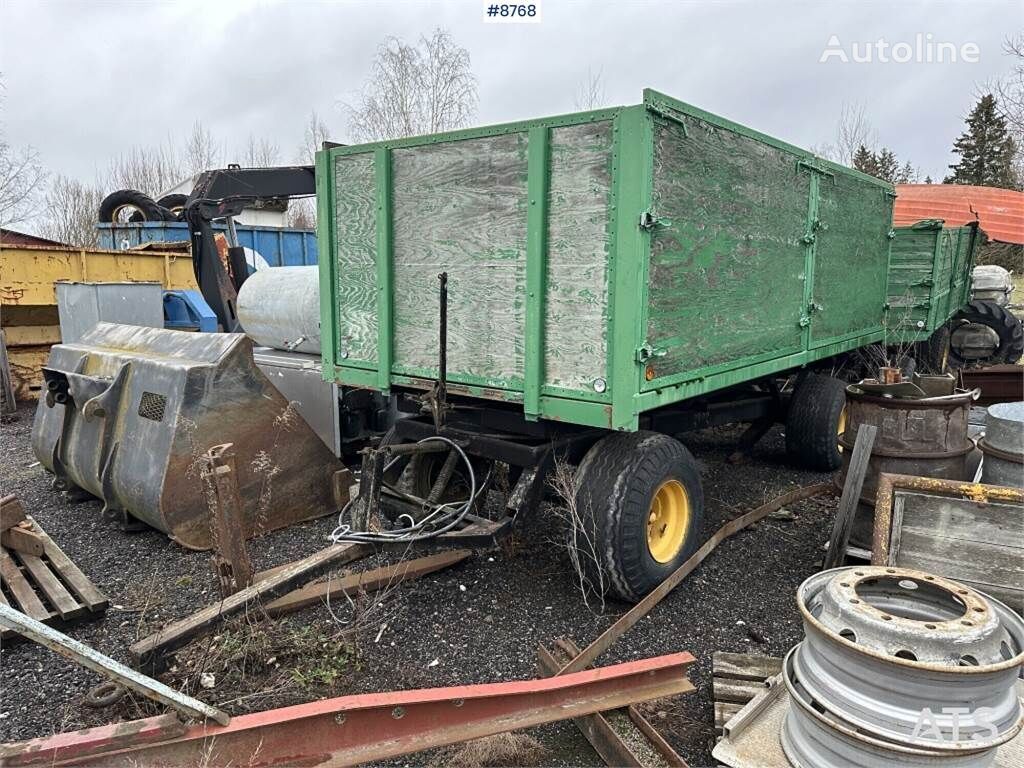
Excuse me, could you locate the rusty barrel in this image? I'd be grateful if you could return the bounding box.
[981,401,1024,488]
[838,385,976,550]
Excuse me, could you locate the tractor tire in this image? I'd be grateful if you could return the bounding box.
[98,190,164,223]
[156,193,188,220]
[572,431,704,603]
[785,373,847,472]
[948,300,1024,368]
[915,325,952,374]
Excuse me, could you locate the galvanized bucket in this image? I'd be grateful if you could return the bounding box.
[980,402,1024,489]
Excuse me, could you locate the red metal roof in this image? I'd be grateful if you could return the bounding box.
[893,185,1024,244]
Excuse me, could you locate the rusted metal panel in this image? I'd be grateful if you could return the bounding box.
[30,323,346,549]
[1,653,696,767]
[894,184,1024,245]
[200,443,254,597]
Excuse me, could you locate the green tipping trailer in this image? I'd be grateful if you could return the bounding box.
[316,89,944,602]
[886,220,980,366]
[318,89,895,431]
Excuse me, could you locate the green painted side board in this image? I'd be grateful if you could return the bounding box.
[886,221,980,344]
[319,90,940,431]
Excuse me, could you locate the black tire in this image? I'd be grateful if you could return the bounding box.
[573,431,704,603]
[156,193,188,219]
[915,325,952,374]
[948,300,1024,368]
[97,190,164,223]
[785,374,847,472]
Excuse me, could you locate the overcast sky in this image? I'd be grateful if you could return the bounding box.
[0,0,1018,189]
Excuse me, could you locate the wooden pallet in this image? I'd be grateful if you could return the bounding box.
[712,652,782,734]
[0,517,108,639]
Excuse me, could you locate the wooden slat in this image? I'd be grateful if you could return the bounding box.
[1,527,45,557]
[824,424,877,569]
[264,549,471,618]
[29,518,108,612]
[14,552,83,620]
[130,543,372,671]
[712,652,783,682]
[0,550,50,620]
[0,496,26,531]
[713,678,769,705]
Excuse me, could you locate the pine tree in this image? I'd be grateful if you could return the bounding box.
[853,144,877,176]
[875,148,900,183]
[896,161,917,184]
[945,94,1017,187]
[924,175,933,184]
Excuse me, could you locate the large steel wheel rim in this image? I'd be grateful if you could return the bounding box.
[646,479,690,563]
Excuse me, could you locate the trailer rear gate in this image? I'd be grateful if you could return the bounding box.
[318,89,895,431]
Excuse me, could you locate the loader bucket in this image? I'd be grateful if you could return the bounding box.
[31,323,345,550]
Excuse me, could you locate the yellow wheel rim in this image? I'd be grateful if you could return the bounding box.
[646,480,691,563]
[837,405,848,452]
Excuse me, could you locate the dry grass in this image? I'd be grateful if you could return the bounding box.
[429,732,547,767]
[547,458,606,615]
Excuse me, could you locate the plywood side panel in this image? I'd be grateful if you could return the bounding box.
[389,134,529,386]
[645,115,808,383]
[333,153,378,362]
[544,121,613,391]
[811,176,891,343]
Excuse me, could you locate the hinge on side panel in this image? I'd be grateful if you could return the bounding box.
[636,343,667,363]
[639,211,671,230]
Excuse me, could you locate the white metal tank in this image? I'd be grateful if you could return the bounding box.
[237,265,320,354]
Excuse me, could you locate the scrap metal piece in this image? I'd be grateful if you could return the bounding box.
[795,567,1024,751]
[31,323,346,549]
[0,603,228,726]
[200,443,254,597]
[0,653,695,767]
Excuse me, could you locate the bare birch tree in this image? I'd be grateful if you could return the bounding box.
[346,28,477,142]
[105,143,179,198]
[574,67,606,111]
[0,74,47,228]
[182,121,222,177]
[240,134,280,167]
[297,110,331,165]
[815,101,878,165]
[38,175,102,247]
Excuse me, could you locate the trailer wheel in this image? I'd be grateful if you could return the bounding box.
[98,190,164,223]
[915,326,951,374]
[572,431,704,603]
[948,300,1024,368]
[785,374,847,472]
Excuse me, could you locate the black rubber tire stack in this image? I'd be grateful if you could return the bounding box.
[573,431,704,603]
[785,373,847,472]
[156,193,189,221]
[97,190,165,223]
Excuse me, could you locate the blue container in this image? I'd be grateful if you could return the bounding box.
[96,222,318,268]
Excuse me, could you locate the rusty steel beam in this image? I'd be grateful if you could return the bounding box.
[200,443,254,597]
[1,653,695,767]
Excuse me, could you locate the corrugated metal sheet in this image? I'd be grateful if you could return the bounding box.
[893,184,1024,244]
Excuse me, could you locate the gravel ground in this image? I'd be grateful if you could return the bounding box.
[0,399,837,766]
